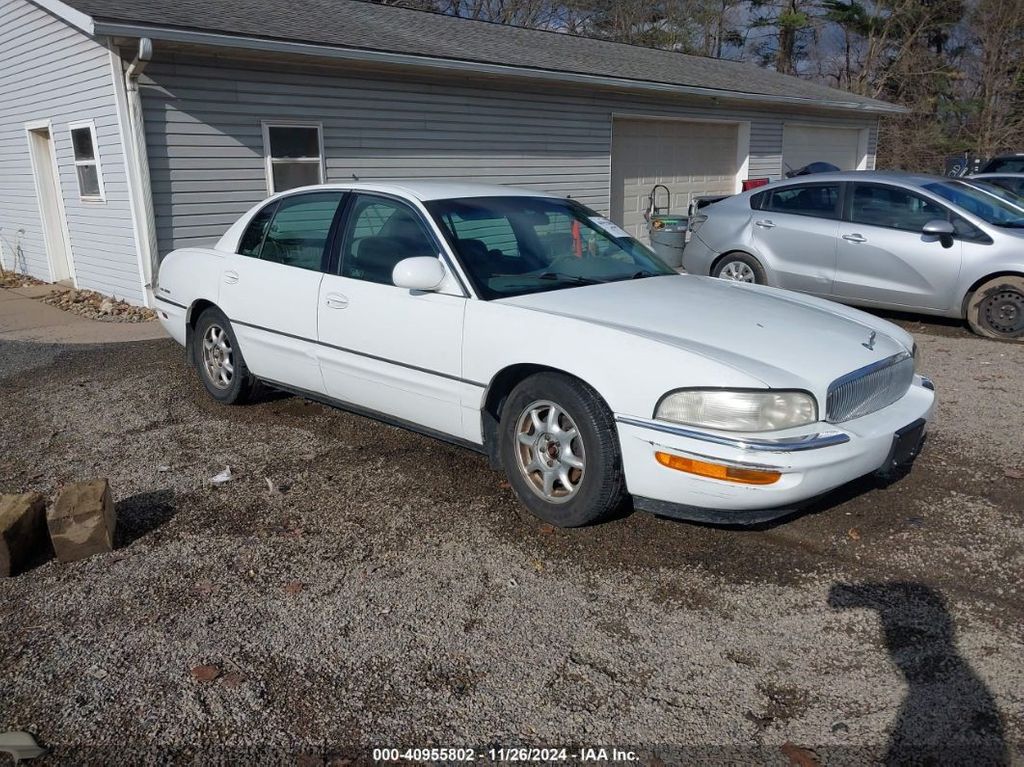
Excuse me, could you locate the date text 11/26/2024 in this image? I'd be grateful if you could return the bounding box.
[373,747,639,762]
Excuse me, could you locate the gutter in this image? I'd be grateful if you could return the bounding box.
[93,21,907,115]
[112,37,160,305]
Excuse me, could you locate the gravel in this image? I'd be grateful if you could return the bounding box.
[0,317,1021,764]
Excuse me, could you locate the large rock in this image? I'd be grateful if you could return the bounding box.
[0,493,47,576]
[48,479,116,563]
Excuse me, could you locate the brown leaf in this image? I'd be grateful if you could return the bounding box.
[532,559,545,572]
[191,664,221,682]
[1004,468,1024,480]
[284,580,304,595]
[221,672,244,689]
[847,527,861,541]
[538,523,556,535]
[498,480,511,489]
[780,742,820,767]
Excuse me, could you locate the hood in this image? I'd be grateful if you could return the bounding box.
[498,275,914,395]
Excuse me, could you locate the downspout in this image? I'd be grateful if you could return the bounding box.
[123,38,159,297]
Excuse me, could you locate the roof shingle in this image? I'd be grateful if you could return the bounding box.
[60,0,897,112]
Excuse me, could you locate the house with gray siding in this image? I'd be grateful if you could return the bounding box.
[0,0,902,306]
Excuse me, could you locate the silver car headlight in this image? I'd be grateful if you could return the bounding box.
[656,389,818,432]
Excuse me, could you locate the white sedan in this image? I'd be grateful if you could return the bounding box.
[154,181,935,527]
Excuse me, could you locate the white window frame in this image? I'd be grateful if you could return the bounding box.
[67,119,106,202]
[261,121,326,195]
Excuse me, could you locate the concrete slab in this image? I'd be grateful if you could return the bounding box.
[0,287,167,344]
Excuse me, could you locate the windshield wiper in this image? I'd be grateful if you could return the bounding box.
[537,272,603,285]
[630,270,658,279]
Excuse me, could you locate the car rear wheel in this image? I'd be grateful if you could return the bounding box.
[967,276,1024,341]
[192,307,258,403]
[498,372,626,527]
[712,252,766,285]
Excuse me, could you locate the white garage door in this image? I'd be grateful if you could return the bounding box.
[611,119,738,241]
[782,124,862,174]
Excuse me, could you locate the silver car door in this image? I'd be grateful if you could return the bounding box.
[833,183,962,311]
[749,182,840,295]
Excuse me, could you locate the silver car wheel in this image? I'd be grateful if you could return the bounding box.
[514,399,586,504]
[719,260,756,283]
[201,324,234,390]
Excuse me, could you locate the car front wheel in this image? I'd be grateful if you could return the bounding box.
[498,372,626,527]
[192,307,258,403]
[967,276,1024,341]
[712,252,766,284]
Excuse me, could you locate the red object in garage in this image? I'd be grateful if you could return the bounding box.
[742,178,770,191]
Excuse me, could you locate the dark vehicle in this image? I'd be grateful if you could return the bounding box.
[785,161,841,178]
[980,153,1024,174]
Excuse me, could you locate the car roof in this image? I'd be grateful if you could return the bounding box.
[970,172,1024,179]
[275,180,560,202]
[766,170,948,186]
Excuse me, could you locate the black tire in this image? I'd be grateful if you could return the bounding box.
[966,276,1024,341]
[191,307,258,404]
[712,252,767,285]
[498,372,626,527]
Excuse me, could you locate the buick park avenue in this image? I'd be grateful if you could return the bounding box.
[154,182,934,527]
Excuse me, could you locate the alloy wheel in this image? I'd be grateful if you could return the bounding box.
[201,324,235,390]
[514,400,586,503]
[719,260,756,283]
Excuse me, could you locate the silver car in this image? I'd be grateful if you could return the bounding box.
[683,171,1024,340]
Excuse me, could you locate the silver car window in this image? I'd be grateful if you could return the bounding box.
[762,184,841,220]
[850,184,946,232]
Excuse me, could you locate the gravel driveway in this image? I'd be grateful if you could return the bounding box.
[0,315,1021,764]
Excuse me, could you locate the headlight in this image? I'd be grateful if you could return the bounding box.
[656,389,818,432]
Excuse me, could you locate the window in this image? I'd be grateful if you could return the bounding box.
[445,213,520,260]
[263,122,324,193]
[924,181,1024,227]
[988,177,1024,197]
[426,196,675,300]
[761,184,840,219]
[340,195,438,285]
[237,201,279,257]
[850,184,947,232]
[246,192,343,271]
[68,121,104,201]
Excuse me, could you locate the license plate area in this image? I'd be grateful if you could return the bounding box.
[877,418,927,477]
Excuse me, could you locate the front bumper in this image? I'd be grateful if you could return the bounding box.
[616,376,935,523]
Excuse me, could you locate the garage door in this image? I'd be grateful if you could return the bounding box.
[611,119,738,241]
[782,124,862,174]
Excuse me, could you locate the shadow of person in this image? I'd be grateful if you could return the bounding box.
[828,582,1007,765]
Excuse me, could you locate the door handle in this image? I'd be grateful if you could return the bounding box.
[325,293,349,309]
[842,233,867,243]
[223,270,239,284]
[754,220,776,229]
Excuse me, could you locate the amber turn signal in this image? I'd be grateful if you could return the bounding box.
[655,451,782,485]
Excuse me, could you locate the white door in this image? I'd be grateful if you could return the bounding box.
[782,124,863,174]
[26,125,74,283]
[611,118,739,241]
[218,191,345,395]
[316,193,468,438]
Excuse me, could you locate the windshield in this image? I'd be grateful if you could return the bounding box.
[984,157,1024,173]
[924,180,1024,228]
[426,196,676,299]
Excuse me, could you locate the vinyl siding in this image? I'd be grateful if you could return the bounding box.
[140,51,882,256]
[0,0,141,302]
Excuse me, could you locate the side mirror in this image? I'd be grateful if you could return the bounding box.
[922,219,955,248]
[392,256,446,291]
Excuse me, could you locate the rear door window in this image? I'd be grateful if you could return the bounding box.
[258,192,344,271]
[762,184,841,219]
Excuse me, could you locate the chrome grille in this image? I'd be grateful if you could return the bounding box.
[826,352,915,423]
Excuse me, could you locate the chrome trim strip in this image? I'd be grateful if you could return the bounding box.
[828,351,912,392]
[615,415,850,452]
